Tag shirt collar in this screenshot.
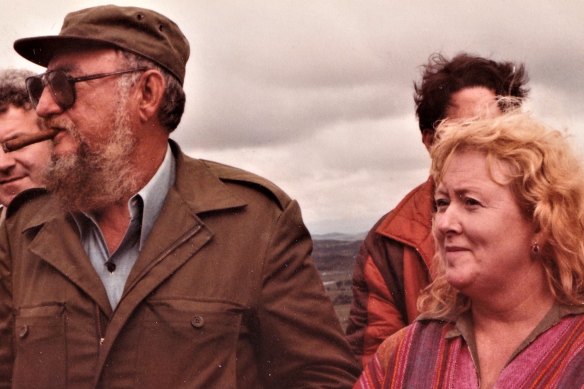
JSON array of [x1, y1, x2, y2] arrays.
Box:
[[430, 303, 584, 338], [132, 144, 175, 249], [418, 302, 584, 368], [73, 144, 176, 250]]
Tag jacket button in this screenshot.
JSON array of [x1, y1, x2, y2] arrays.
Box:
[[18, 325, 28, 339], [191, 315, 204, 328]]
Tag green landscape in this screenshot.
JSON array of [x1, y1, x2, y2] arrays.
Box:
[[312, 234, 363, 330]]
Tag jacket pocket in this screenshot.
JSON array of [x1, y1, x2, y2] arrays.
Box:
[[13, 303, 67, 389], [135, 298, 244, 389]]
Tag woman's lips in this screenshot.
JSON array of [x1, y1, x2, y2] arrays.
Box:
[[445, 246, 467, 252]]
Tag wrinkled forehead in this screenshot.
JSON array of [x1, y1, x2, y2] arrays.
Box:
[[46, 46, 124, 72]]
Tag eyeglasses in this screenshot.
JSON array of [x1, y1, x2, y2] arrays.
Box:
[[26, 68, 148, 111]]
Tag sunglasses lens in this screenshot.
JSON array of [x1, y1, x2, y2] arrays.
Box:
[[25, 76, 44, 108], [47, 71, 75, 110]]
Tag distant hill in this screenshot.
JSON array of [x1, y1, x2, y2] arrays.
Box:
[[312, 239, 361, 274], [312, 231, 366, 242], [311, 236, 363, 329]]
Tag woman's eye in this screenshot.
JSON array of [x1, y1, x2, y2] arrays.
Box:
[[464, 197, 481, 207], [434, 198, 449, 211]]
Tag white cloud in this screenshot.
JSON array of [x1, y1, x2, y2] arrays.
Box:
[[184, 115, 430, 234]]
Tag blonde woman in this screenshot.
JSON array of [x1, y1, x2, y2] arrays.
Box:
[[356, 111, 584, 388]]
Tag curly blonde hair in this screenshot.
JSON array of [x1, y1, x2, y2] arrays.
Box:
[[418, 110, 584, 317]]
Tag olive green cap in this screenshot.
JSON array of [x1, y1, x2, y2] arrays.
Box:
[[14, 5, 190, 85]]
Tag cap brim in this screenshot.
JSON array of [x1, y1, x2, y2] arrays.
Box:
[[14, 36, 119, 68]]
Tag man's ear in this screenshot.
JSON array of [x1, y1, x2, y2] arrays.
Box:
[[422, 129, 435, 152], [136, 70, 165, 123]]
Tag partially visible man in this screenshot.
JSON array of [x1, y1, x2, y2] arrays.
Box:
[[0, 5, 359, 388], [346, 53, 529, 367], [0, 69, 52, 210]]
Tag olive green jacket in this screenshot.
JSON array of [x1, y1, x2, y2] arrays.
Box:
[[0, 142, 359, 388]]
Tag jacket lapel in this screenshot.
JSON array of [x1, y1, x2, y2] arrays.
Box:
[[25, 201, 113, 317], [94, 146, 247, 381], [122, 145, 248, 297], [121, 189, 211, 297]]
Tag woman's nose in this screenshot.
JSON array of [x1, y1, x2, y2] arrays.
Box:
[[435, 205, 462, 235]]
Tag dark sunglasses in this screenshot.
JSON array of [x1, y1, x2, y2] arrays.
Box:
[[26, 68, 149, 111]]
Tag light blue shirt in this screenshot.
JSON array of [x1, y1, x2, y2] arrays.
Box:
[[74, 146, 175, 309]]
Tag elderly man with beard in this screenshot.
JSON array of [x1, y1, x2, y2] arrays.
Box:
[[0, 5, 359, 388]]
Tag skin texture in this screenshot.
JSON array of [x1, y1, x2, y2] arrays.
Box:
[[433, 150, 539, 300], [0, 105, 52, 206]]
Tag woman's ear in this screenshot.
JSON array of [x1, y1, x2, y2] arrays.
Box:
[[531, 229, 546, 258], [136, 69, 165, 123]]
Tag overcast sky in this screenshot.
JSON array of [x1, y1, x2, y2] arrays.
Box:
[[2, 1, 583, 234]]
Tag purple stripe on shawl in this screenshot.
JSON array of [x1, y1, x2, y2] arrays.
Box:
[[499, 314, 584, 388], [383, 321, 452, 388], [556, 348, 584, 387]]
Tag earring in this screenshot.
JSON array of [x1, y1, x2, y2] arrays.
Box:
[[531, 241, 540, 254]]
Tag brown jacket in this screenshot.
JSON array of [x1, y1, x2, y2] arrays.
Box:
[[345, 178, 434, 367], [0, 143, 359, 388]]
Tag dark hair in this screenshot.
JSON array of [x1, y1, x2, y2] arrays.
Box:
[[0, 68, 36, 112], [120, 51, 186, 133], [414, 53, 529, 133]]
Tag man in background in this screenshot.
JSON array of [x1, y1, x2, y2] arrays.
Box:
[[0, 5, 359, 387], [346, 52, 529, 367], [0, 69, 52, 214]]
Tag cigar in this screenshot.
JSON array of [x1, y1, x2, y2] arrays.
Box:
[[2, 128, 60, 153]]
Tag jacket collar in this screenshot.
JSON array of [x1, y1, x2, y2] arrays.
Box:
[[21, 141, 248, 318], [169, 140, 247, 214], [375, 177, 435, 267], [21, 140, 247, 232]]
